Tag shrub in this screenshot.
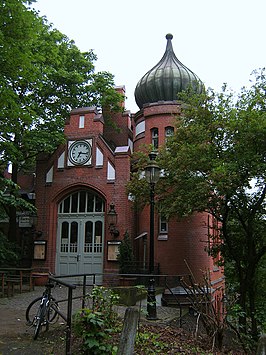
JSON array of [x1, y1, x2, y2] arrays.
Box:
[[0, 231, 20, 266], [73, 286, 120, 354], [117, 230, 135, 274]]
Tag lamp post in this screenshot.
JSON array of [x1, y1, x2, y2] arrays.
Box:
[[144, 152, 160, 320]]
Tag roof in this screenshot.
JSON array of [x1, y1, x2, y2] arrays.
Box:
[[134, 34, 204, 109]]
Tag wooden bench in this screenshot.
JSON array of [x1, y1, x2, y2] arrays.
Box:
[[0, 268, 34, 297], [6, 275, 22, 297]]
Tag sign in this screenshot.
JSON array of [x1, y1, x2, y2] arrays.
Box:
[[19, 216, 33, 227], [107, 241, 121, 261]]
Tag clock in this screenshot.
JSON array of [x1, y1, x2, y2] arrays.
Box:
[[68, 140, 92, 165]]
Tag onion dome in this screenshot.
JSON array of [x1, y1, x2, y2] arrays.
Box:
[[134, 34, 204, 109]]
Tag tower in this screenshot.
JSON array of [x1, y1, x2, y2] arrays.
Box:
[[133, 34, 223, 287]]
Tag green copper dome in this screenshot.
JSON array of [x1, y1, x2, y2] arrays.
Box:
[[134, 34, 204, 109]]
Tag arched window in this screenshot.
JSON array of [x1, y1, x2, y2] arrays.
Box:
[[58, 191, 105, 214]]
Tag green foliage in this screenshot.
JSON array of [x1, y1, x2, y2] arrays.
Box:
[[0, 0, 124, 175], [73, 286, 119, 354], [157, 68, 266, 342], [73, 309, 118, 355], [136, 331, 168, 354], [89, 286, 119, 326], [0, 0, 123, 240], [0, 231, 20, 266], [117, 230, 135, 274], [126, 146, 154, 210], [255, 255, 266, 333], [0, 177, 35, 210]]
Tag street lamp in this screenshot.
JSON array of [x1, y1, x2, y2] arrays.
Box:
[[144, 151, 160, 320], [145, 152, 160, 273]]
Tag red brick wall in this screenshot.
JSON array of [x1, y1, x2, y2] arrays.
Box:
[[134, 102, 181, 151], [133, 101, 224, 287], [34, 109, 134, 274], [33, 98, 223, 290]]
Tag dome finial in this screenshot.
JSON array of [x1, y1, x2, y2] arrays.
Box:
[[134, 34, 204, 109], [166, 33, 173, 40]]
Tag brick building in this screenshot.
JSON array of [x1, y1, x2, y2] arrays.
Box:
[[30, 34, 223, 290]]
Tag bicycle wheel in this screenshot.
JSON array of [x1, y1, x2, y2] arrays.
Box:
[[33, 304, 44, 340], [26, 296, 58, 325], [47, 301, 59, 324], [26, 297, 42, 325]]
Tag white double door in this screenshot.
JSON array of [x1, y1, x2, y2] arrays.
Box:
[[56, 215, 104, 283]]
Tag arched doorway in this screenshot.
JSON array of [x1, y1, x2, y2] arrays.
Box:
[[56, 190, 105, 282]]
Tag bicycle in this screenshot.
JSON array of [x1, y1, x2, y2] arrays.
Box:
[[26, 281, 59, 340]]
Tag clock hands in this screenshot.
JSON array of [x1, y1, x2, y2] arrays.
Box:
[[77, 151, 88, 157]]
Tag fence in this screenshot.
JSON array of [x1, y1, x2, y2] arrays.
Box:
[[47, 272, 192, 354]]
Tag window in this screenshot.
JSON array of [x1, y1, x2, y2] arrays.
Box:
[[136, 121, 145, 136], [58, 191, 105, 214], [96, 147, 103, 166], [151, 128, 158, 149], [79, 115, 85, 128], [165, 126, 174, 141], [46, 166, 53, 183], [159, 215, 168, 234], [107, 161, 115, 180]]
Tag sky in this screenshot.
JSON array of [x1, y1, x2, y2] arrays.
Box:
[[32, 0, 266, 113]]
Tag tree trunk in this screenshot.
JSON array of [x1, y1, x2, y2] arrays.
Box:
[[247, 265, 259, 341], [238, 278, 247, 333], [249, 285, 258, 341], [7, 164, 18, 243]]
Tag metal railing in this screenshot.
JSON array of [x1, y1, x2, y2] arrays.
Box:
[[47, 272, 191, 354]]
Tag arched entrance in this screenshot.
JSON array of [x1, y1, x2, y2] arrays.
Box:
[[56, 190, 105, 282]]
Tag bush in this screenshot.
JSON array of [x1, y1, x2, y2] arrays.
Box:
[[117, 230, 135, 274], [73, 286, 120, 354], [0, 231, 20, 266]]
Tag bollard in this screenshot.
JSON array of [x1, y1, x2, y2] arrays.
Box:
[[256, 334, 266, 355], [118, 307, 139, 355], [146, 277, 157, 320]]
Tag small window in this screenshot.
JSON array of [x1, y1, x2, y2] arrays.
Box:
[[79, 115, 85, 128], [159, 215, 168, 233], [96, 147, 103, 166], [151, 128, 158, 149], [165, 126, 174, 140]]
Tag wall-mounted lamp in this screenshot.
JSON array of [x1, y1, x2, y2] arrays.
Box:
[[107, 202, 120, 238]]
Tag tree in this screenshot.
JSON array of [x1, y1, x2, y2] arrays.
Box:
[[117, 231, 135, 274], [157, 69, 266, 344], [0, 0, 124, 241]]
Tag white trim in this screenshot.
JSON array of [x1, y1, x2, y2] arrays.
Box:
[[107, 161, 115, 180], [57, 152, 65, 169], [46, 166, 54, 183], [79, 115, 85, 128], [96, 147, 103, 166]]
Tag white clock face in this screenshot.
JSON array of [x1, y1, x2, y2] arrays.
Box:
[[68, 140, 92, 165]]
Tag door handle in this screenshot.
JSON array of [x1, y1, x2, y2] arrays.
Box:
[[77, 254, 81, 262]]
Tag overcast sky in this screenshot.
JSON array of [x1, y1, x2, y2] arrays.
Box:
[[32, 0, 265, 112]]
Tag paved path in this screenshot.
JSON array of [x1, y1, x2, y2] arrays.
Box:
[[0, 285, 181, 337]]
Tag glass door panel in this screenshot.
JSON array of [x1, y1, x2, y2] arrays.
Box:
[[70, 221, 78, 253]]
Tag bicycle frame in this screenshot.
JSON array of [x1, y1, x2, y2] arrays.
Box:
[[26, 282, 59, 339]]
